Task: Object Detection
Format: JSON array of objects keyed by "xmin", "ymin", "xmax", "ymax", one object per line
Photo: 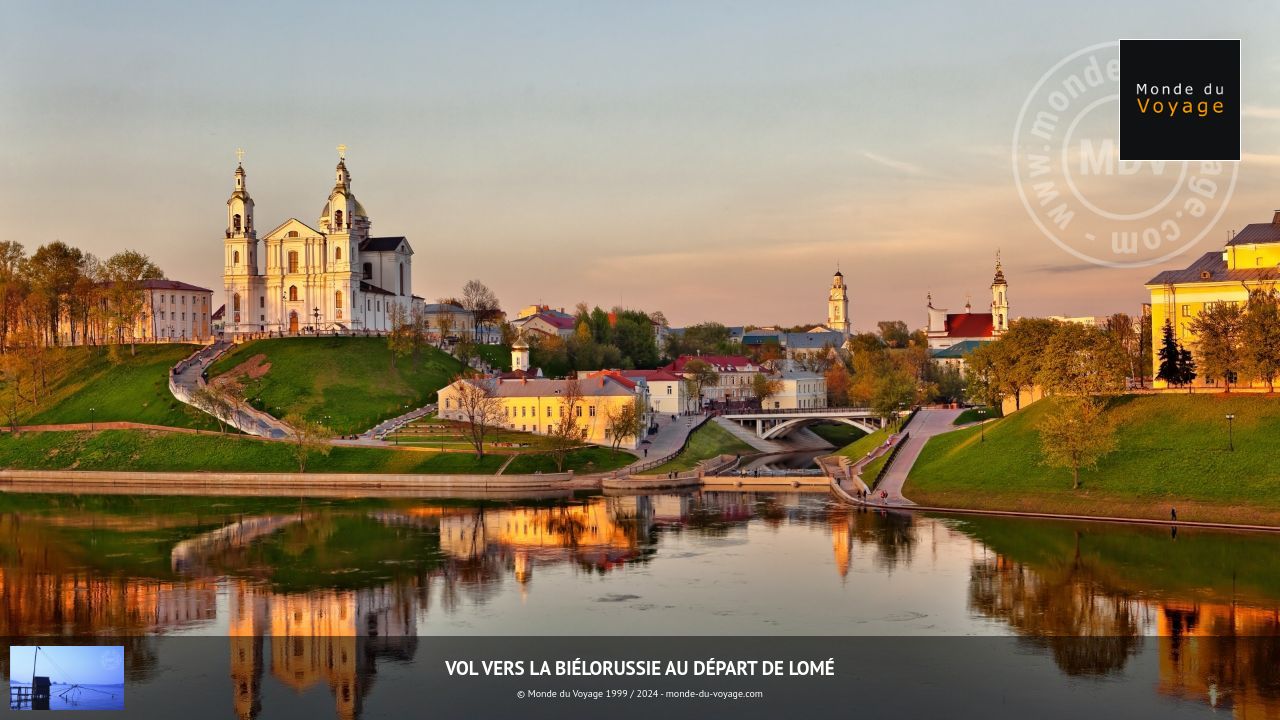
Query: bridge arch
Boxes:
[{"xmin": 760, "ymin": 416, "xmax": 881, "ymax": 440}]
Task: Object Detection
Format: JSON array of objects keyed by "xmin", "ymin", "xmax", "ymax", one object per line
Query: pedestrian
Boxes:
[
  {"xmin": 644, "ymin": 448, "xmax": 648, "ymax": 458},
  {"xmin": 1171, "ymin": 507, "xmax": 1177, "ymax": 522}
]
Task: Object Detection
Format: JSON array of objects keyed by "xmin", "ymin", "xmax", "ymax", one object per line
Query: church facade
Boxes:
[
  {"xmin": 222, "ymin": 152, "xmax": 415, "ymax": 336},
  {"xmin": 926, "ymin": 254, "xmax": 1009, "ymax": 351}
]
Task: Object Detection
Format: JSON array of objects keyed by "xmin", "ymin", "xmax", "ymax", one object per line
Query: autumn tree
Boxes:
[
  {"xmin": 680, "ymin": 359, "xmax": 719, "ymax": 412},
  {"xmin": 1038, "ymin": 396, "xmax": 1115, "ymax": 489},
  {"xmin": 1190, "ymin": 301, "xmax": 1245, "ymax": 391},
  {"xmin": 102, "ymin": 250, "xmax": 164, "ymax": 354},
  {"xmin": 824, "ymin": 362, "xmax": 851, "ymax": 406},
  {"xmin": 189, "ymin": 384, "xmax": 233, "ymax": 434},
  {"xmin": 749, "ymin": 372, "xmax": 783, "ymax": 406},
  {"xmin": 452, "ymin": 375, "xmax": 504, "ymax": 458},
  {"xmin": 1241, "ymin": 288, "xmax": 1280, "ymax": 391},
  {"xmin": 1037, "ymin": 322, "xmax": 1127, "ymax": 397},
  {"xmin": 547, "ymin": 376, "xmax": 585, "ymax": 471},
  {"xmin": 604, "ymin": 397, "xmax": 644, "ymax": 451}
]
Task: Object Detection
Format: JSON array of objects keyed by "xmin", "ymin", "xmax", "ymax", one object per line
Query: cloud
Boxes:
[{"xmin": 860, "ymin": 150, "xmax": 932, "ymax": 177}]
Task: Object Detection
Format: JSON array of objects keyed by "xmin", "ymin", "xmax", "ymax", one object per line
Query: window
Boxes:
[
  {"xmin": 1182, "ymin": 305, "xmax": 1190, "ymax": 317},
  {"xmin": 288, "ymin": 251, "xmax": 299, "ymax": 273},
  {"xmin": 232, "ymin": 293, "xmax": 241, "ymax": 312},
  {"xmin": 334, "ymin": 290, "xmax": 343, "ymax": 309},
  {"xmin": 576, "ymin": 406, "xmax": 582, "ymax": 417},
  {"xmin": 289, "ymin": 285, "xmax": 298, "ymax": 301},
  {"xmin": 259, "ymin": 296, "xmax": 264, "ymax": 308},
  {"xmin": 589, "ymin": 406, "xmax": 596, "ymax": 417},
  {"xmin": 233, "ymin": 250, "xmax": 240, "ymax": 265},
  {"xmin": 399, "ymin": 263, "xmax": 405, "ymax": 295},
  {"xmin": 362, "ymin": 262, "xmax": 372, "ymax": 280},
  {"xmin": 336, "ymin": 246, "xmax": 342, "ymax": 261},
  {"xmin": 546, "ymin": 406, "xmax": 552, "ymax": 418},
  {"xmin": 334, "ymin": 209, "xmax": 343, "ymax": 228},
  {"xmin": 232, "ymin": 214, "xmax": 241, "ymax": 232}
]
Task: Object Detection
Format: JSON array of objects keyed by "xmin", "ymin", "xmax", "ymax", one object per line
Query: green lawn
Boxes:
[
  {"xmin": 909, "ymin": 394, "xmax": 1280, "ymax": 525},
  {"xmin": 503, "ymin": 446, "xmax": 634, "ymax": 474},
  {"xmin": 953, "ymin": 406, "xmax": 1000, "ymax": 425},
  {"xmin": 471, "ymin": 343, "xmax": 511, "ymax": 372},
  {"xmin": 648, "ymin": 421, "xmax": 755, "ymax": 473},
  {"xmin": 834, "ymin": 426, "xmax": 890, "ymax": 460},
  {"xmin": 809, "ymin": 422, "xmax": 866, "ymax": 447},
  {"xmin": 207, "ymin": 337, "xmax": 462, "ymax": 435},
  {"xmin": 861, "ymin": 451, "xmax": 891, "ymax": 486},
  {"xmin": 0, "ymin": 430, "xmax": 505, "ymax": 474},
  {"xmin": 20, "ymin": 344, "xmax": 219, "ymax": 430}
]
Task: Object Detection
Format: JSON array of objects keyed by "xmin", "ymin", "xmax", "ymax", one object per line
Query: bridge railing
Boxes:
[{"xmin": 722, "ymin": 406, "xmax": 876, "ymax": 417}]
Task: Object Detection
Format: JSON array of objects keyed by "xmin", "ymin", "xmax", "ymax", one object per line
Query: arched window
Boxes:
[
  {"xmin": 362, "ymin": 262, "xmax": 372, "ymax": 280},
  {"xmin": 233, "ymin": 250, "xmax": 240, "ymax": 265},
  {"xmin": 336, "ymin": 246, "xmax": 342, "ymax": 261},
  {"xmin": 398, "ymin": 263, "xmax": 405, "ymax": 295},
  {"xmin": 334, "ymin": 209, "xmax": 343, "ymax": 228},
  {"xmin": 232, "ymin": 293, "xmax": 241, "ymax": 312},
  {"xmin": 334, "ymin": 290, "xmax": 343, "ymax": 309},
  {"xmin": 287, "ymin": 251, "xmax": 299, "ymax": 273},
  {"xmin": 232, "ymin": 214, "xmax": 242, "ymax": 232},
  {"xmin": 289, "ymin": 285, "xmax": 298, "ymax": 301}
]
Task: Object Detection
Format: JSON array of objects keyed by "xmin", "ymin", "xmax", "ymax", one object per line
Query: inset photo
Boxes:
[{"xmin": 8, "ymin": 645, "xmax": 124, "ymax": 711}]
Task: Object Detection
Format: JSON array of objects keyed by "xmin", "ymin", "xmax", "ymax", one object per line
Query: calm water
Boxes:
[{"xmin": 2, "ymin": 489, "xmax": 1280, "ymax": 716}]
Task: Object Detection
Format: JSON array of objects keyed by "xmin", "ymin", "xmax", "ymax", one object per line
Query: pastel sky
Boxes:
[
  {"xmin": 9, "ymin": 645, "xmax": 124, "ymax": 685},
  {"xmin": 3, "ymin": 1, "xmax": 1279, "ymax": 329}
]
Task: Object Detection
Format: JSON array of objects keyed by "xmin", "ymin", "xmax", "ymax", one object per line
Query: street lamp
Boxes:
[
  {"xmin": 89, "ymin": 407, "xmax": 95, "ymax": 432},
  {"xmin": 1226, "ymin": 413, "xmax": 1235, "ymax": 452},
  {"xmin": 312, "ymin": 307, "xmax": 321, "ymax": 333},
  {"xmin": 978, "ymin": 408, "xmax": 987, "ymax": 443}
]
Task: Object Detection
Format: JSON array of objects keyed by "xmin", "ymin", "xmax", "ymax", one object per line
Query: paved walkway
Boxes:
[
  {"xmin": 874, "ymin": 407, "xmax": 965, "ymax": 506},
  {"xmin": 170, "ymin": 341, "xmax": 292, "ymax": 440},
  {"xmin": 620, "ymin": 413, "xmax": 708, "ymax": 473}
]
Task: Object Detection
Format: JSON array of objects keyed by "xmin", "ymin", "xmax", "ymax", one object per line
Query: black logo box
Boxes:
[{"xmin": 1119, "ymin": 39, "xmax": 1240, "ymax": 161}]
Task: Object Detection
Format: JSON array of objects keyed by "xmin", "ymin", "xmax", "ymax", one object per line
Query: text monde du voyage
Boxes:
[
  {"xmin": 444, "ymin": 658, "xmax": 837, "ymax": 677},
  {"xmin": 1134, "ymin": 82, "xmax": 1228, "ymax": 118}
]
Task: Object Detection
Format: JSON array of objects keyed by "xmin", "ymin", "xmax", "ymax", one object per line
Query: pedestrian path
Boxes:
[
  {"xmin": 872, "ymin": 407, "xmax": 965, "ymax": 506},
  {"xmin": 619, "ymin": 413, "xmax": 708, "ymax": 473},
  {"xmin": 169, "ymin": 341, "xmax": 293, "ymax": 440}
]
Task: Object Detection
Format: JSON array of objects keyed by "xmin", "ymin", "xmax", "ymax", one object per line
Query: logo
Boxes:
[{"xmin": 1012, "ymin": 41, "xmax": 1238, "ymax": 268}]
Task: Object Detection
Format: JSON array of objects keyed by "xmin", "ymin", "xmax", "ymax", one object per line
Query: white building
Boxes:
[
  {"xmin": 223, "ymin": 150, "xmax": 415, "ymax": 337},
  {"xmin": 771, "ymin": 364, "xmax": 828, "ymax": 410}
]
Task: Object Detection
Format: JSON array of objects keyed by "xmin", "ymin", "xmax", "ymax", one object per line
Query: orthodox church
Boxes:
[
  {"xmin": 223, "ymin": 149, "xmax": 415, "ymax": 335},
  {"xmin": 926, "ymin": 254, "xmax": 1009, "ymax": 351}
]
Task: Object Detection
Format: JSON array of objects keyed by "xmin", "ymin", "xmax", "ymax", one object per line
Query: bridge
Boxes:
[{"xmin": 720, "ymin": 406, "xmax": 885, "ymax": 439}]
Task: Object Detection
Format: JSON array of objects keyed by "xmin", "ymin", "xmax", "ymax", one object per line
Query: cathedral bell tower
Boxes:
[
  {"xmin": 990, "ymin": 251, "xmax": 1009, "ymax": 335},
  {"xmin": 225, "ymin": 151, "xmax": 258, "ymax": 277},
  {"xmin": 827, "ymin": 268, "xmax": 850, "ymax": 338}
]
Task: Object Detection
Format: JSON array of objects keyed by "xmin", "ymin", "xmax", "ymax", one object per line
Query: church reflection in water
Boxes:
[{"xmin": 5, "ymin": 497, "xmax": 1280, "ymax": 718}]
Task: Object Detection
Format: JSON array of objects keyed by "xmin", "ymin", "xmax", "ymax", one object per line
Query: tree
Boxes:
[
  {"xmin": 1177, "ymin": 345, "xmax": 1197, "ymax": 390},
  {"xmin": 547, "ymin": 376, "xmax": 585, "ymax": 471},
  {"xmin": 681, "ymin": 359, "xmax": 719, "ymax": 412},
  {"xmin": 460, "ymin": 279, "xmax": 503, "ymax": 325},
  {"xmin": 1241, "ymin": 288, "xmax": 1280, "ymax": 391},
  {"xmin": 189, "ymin": 384, "xmax": 233, "ymax": 434},
  {"xmin": 1156, "ymin": 319, "xmax": 1181, "ymax": 386},
  {"xmin": 1036, "ymin": 323, "xmax": 1127, "ymax": 397},
  {"xmin": 284, "ymin": 412, "xmax": 332, "ymax": 472},
  {"xmin": 871, "ymin": 366, "xmax": 916, "ymax": 422},
  {"xmin": 877, "ymin": 320, "xmax": 910, "ymax": 349},
  {"xmin": 1104, "ymin": 312, "xmax": 1139, "ymax": 383},
  {"xmin": 102, "ymin": 250, "xmax": 164, "ymax": 354},
  {"xmin": 824, "ymin": 362, "xmax": 851, "ymax": 406},
  {"xmin": 1038, "ymin": 396, "xmax": 1115, "ymax": 489},
  {"xmin": 1189, "ymin": 301, "xmax": 1245, "ymax": 391},
  {"xmin": 451, "ymin": 375, "xmax": 503, "ymax": 458},
  {"xmin": 0, "ymin": 241, "xmax": 27, "ymax": 352},
  {"xmin": 605, "ymin": 397, "xmax": 644, "ymax": 451},
  {"xmin": 749, "ymin": 372, "xmax": 783, "ymax": 406},
  {"xmin": 26, "ymin": 241, "xmax": 89, "ymax": 346},
  {"xmin": 964, "ymin": 341, "xmax": 1003, "ymax": 408}
]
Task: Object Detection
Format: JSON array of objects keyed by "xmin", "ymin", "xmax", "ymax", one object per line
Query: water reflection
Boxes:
[{"xmin": 7, "ymin": 494, "xmax": 1280, "ymax": 717}]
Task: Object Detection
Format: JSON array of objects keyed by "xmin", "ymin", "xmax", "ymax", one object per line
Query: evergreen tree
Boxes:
[
  {"xmin": 1177, "ymin": 345, "xmax": 1197, "ymax": 390},
  {"xmin": 1156, "ymin": 319, "xmax": 1181, "ymax": 385}
]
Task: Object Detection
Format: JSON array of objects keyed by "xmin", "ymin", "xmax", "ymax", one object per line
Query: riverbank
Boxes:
[{"xmin": 905, "ymin": 395, "xmax": 1280, "ymax": 527}]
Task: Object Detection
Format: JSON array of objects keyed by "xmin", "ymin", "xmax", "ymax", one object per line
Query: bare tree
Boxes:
[
  {"xmin": 451, "ymin": 375, "xmax": 504, "ymax": 458},
  {"xmin": 461, "ymin": 279, "xmax": 503, "ymax": 327},
  {"xmin": 284, "ymin": 413, "xmax": 332, "ymax": 472},
  {"xmin": 190, "ymin": 384, "xmax": 232, "ymax": 434},
  {"xmin": 547, "ymin": 377, "xmax": 585, "ymax": 471},
  {"xmin": 605, "ymin": 397, "xmax": 644, "ymax": 450}
]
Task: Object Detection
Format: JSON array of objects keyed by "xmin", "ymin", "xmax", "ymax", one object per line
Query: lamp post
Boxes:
[
  {"xmin": 978, "ymin": 408, "xmax": 987, "ymax": 443},
  {"xmin": 1226, "ymin": 413, "xmax": 1235, "ymax": 452},
  {"xmin": 312, "ymin": 307, "xmax": 320, "ymax": 333},
  {"xmin": 89, "ymin": 407, "xmax": 95, "ymax": 432}
]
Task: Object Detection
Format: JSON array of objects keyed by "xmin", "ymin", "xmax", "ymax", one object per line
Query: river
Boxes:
[{"xmin": 2, "ymin": 489, "xmax": 1278, "ymax": 717}]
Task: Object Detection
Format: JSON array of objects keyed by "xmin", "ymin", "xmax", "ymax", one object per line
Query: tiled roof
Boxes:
[
  {"xmin": 1226, "ymin": 219, "xmax": 1280, "ymax": 246},
  {"xmin": 140, "ymin": 279, "xmax": 213, "ymax": 293},
  {"xmin": 664, "ymin": 355, "xmax": 757, "ymax": 373},
  {"xmin": 211, "ymin": 304, "xmax": 225, "ymax": 320},
  {"xmin": 943, "ymin": 313, "xmax": 994, "ymax": 339},
  {"xmin": 481, "ymin": 375, "xmax": 636, "ymax": 398},
  {"xmin": 1145, "ymin": 250, "xmax": 1280, "ymax": 285},
  {"xmin": 930, "ymin": 339, "xmax": 989, "ymax": 359},
  {"xmin": 619, "ymin": 369, "xmax": 682, "ymax": 382},
  {"xmin": 519, "ymin": 313, "xmax": 576, "ymax": 330},
  {"xmin": 784, "ymin": 331, "xmax": 845, "ymax": 349},
  {"xmin": 359, "ymin": 236, "xmax": 408, "ymax": 252}
]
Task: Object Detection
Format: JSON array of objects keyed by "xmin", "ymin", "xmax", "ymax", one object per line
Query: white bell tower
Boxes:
[
  {"xmin": 827, "ymin": 268, "xmax": 850, "ymax": 338},
  {"xmin": 990, "ymin": 251, "xmax": 1009, "ymax": 336}
]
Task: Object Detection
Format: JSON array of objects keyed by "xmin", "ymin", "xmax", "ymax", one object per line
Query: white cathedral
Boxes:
[{"xmin": 222, "ymin": 150, "xmax": 415, "ymax": 336}]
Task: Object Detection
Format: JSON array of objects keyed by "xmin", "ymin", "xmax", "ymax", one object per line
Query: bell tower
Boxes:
[
  {"xmin": 990, "ymin": 251, "xmax": 1009, "ymax": 335},
  {"xmin": 827, "ymin": 268, "xmax": 850, "ymax": 338},
  {"xmin": 225, "ymin": 150, "xmax": 258, "ymax": 277}
]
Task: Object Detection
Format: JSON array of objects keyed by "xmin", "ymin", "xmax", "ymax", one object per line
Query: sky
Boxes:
[
  {"xmin": 9, "ymin": 645, "xmax": 124, "ymax": 685},
  {"xmin": 3, "ymin": 1, "xmax": 1280, "ymax": 329}
]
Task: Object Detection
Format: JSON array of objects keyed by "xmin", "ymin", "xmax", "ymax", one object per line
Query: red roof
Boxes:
[
  {"xmin": 582, "ymin": 370, "xmax": 638, "ymax": 390},
  {"xmin": 622, "ymin": 369, "xmax": 682, "ymax": 382},
  {"xmin": 664, "ymin": 355, "xmax": 757, "ymax": 373},
  {"xmin": 944, "ymin": 313, "xmax": 994, "ymax": 339}
]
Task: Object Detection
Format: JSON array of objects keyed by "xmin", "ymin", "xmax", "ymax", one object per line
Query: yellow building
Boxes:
[
  {"xmin": 1145, "ymin": 210, "xmax": 1280, "ymax": 389},
  {"xmin": 437, "ymin": 372, "xmax": 648, "ymax": 450}
]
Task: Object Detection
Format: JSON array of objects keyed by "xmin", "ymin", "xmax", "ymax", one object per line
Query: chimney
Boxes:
[{"xmin": 1273, "ymin": 210, "xmax": 1280, "ymax": 225}]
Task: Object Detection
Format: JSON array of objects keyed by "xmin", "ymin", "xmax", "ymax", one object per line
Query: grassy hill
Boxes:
[
  {"xmin": 909, "ymin": 394, "xmax": 1280, "ymax": 525},
  {"xmin": 649, "ymin": 421, "xmax": 755, "ymax": 473},
  {"xmin": 19, "ymin": 344, "xmax": 217, "ymax": 430},
  {"xmin": 207, "ymin": 337, "xmax": 462, "ymax": 435}
]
